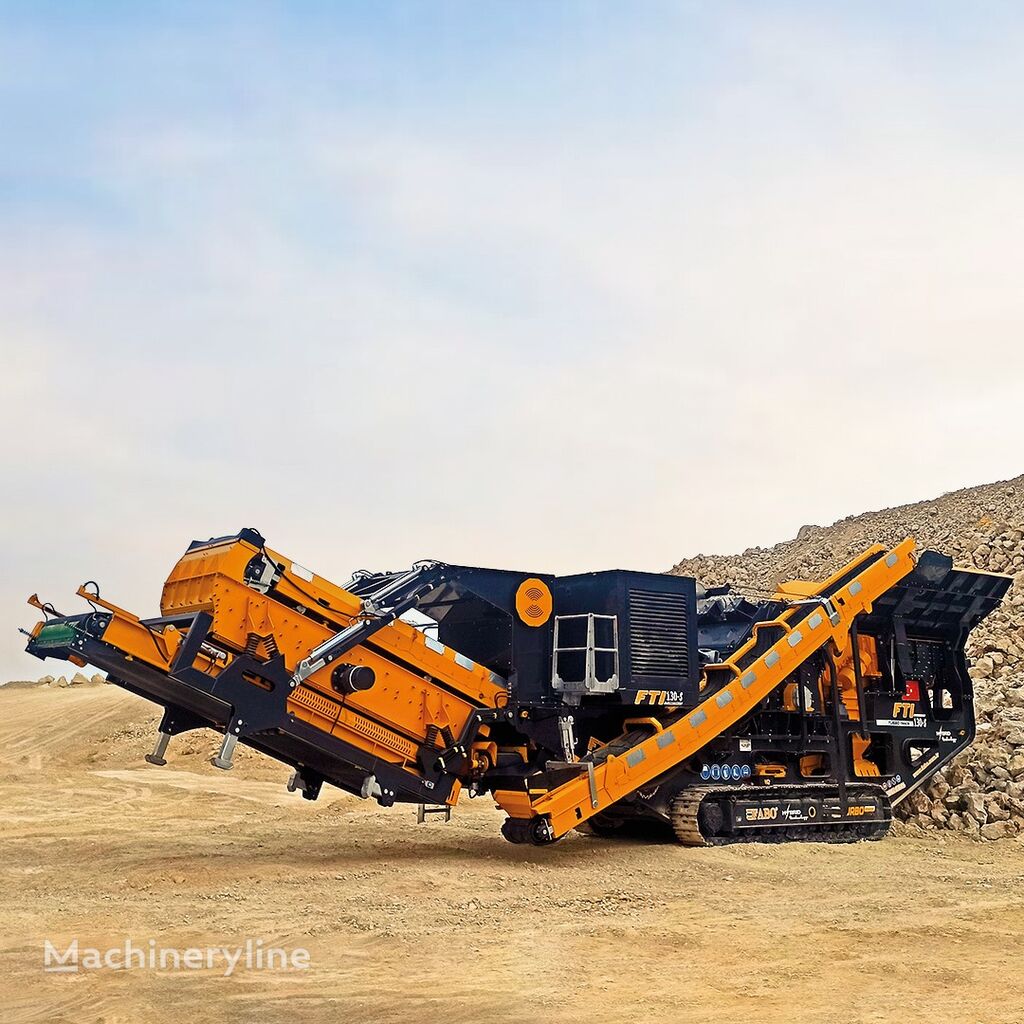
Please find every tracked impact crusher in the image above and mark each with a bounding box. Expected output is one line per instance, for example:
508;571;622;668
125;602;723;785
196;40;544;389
25;530;1009;846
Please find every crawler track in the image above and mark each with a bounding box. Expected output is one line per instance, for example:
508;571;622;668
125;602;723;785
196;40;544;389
669;784;892;847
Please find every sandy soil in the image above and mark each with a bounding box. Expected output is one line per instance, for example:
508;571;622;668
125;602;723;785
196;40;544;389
3;683;1024;1024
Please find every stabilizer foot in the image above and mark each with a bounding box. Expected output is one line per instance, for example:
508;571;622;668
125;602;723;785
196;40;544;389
211;732;238;770
145;730;171;767
287;769;323;801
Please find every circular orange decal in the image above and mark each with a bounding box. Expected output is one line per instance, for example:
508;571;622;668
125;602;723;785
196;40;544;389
515;578;552;627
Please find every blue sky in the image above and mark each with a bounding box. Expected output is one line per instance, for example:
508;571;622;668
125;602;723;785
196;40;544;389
3;2;1024;678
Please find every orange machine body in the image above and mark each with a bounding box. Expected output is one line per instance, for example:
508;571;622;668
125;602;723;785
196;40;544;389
79;535;507;803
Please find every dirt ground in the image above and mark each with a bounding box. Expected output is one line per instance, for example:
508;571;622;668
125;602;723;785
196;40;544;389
3;683;1024;1024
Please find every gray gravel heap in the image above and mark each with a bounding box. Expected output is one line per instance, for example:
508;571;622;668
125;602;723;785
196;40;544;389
670;475;1024;840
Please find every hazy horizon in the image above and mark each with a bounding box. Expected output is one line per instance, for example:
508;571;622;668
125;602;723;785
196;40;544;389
3;2;1024;678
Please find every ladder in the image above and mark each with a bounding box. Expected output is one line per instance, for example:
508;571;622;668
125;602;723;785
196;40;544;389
497;538;917;841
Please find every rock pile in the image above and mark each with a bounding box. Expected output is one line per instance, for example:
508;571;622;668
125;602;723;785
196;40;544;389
2;672;107;688
670;474;1024;839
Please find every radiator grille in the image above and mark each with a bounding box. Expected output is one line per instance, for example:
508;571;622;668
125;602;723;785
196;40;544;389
628;589;690;679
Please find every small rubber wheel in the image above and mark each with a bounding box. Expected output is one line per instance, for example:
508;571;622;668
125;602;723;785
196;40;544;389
501;818;530;844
